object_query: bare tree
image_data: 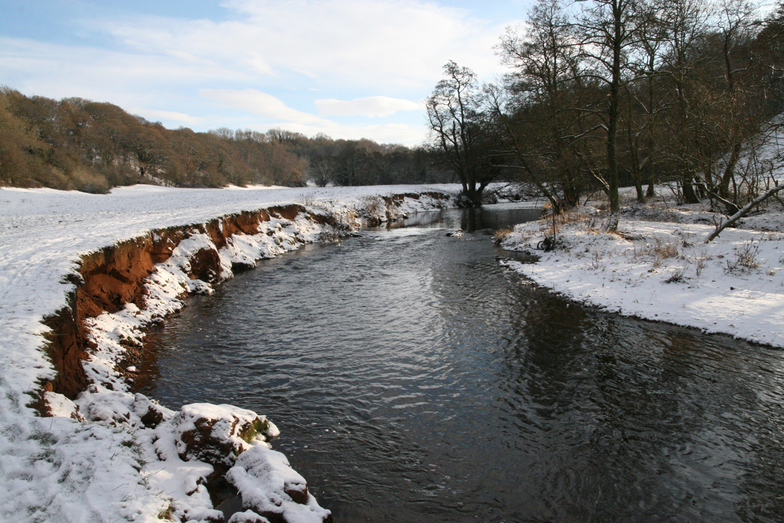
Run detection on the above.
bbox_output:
[426,61,497,206]
[657,0,712,203]
[309,156,333,187]
[496,0,589,212]
[625,0,671,199]
[714,0,761,198]
[576,0,643,231]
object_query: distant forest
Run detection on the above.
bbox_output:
[0,88,452,193]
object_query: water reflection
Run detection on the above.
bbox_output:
[458,205,540,232]
[141,203,784,523]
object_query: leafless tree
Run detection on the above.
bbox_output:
[495,0,590,212]
[575,0,643,231]
[426,61,497,206]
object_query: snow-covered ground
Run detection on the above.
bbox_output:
[3,175,784,522]
[0,183,457,523]
[500,191,784,348]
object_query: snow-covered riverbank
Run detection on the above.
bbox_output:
[0,184,456,523]
[499,121,784,348]
[500,193,784,348]
[3,180,783,522]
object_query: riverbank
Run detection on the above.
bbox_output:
[499,189,784,348]
[0,184,456,523]
[5,181,782,522]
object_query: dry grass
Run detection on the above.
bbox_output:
[590,251,605,270]
[664,266,688,283]
[631,239,681,268]
[493,227,514,244]
[558,209,588,226]
[300,192,316,207]
[360,196,386,215]
[695,248,710,277]
[653,241,679,260]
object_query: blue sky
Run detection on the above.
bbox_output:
[0,0,534,145]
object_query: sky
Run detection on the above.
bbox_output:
[0,0,535,145]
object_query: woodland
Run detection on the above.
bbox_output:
[0,89,450,193]
[426,0,784,217]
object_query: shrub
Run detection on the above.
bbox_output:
[652,240,679,268]
[725,240,761,274]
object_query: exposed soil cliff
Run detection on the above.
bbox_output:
[41,204,340,400]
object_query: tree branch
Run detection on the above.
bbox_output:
[706,183,784,242]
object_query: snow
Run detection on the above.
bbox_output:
[500,195,784,348]
[0,183,457,523]
[501,123,784,347]
[2,172,783,521]
[499,121,784,347]
[226,445,332,523]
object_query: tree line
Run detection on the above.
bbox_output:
[3,0,782,208]
[426,0,784,223]
[0,89,452,193]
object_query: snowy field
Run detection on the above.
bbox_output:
[0,183,457,523]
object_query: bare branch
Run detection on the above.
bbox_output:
[706,183,784,242]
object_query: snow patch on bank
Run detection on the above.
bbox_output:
[72,210,353,521]
[501,200,784,347]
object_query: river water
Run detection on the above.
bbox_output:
[141,204,784,522]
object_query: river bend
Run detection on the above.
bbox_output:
[141,204,784,522]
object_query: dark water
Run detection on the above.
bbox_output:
[141,204,784,523]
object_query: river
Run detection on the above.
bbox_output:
[140,203,784,522]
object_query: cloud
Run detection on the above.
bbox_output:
[99,0,513,90]
[128,108,204,126]
[0,1,527,144]
[315,96,421,117]
[0,37,245,104]
[201,88,336,126]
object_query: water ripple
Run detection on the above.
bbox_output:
[143,205,784,523]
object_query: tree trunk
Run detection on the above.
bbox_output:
[603,0,623,233]
[682,175,700,203]
[719,142,742,198]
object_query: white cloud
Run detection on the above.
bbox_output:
[265,121,427,145]
[198,90,426,144]
[99,0,514,90]
[0,37,245,103]
[315,96,421,117]
[201,88,336,126]
[128,108,204,126]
